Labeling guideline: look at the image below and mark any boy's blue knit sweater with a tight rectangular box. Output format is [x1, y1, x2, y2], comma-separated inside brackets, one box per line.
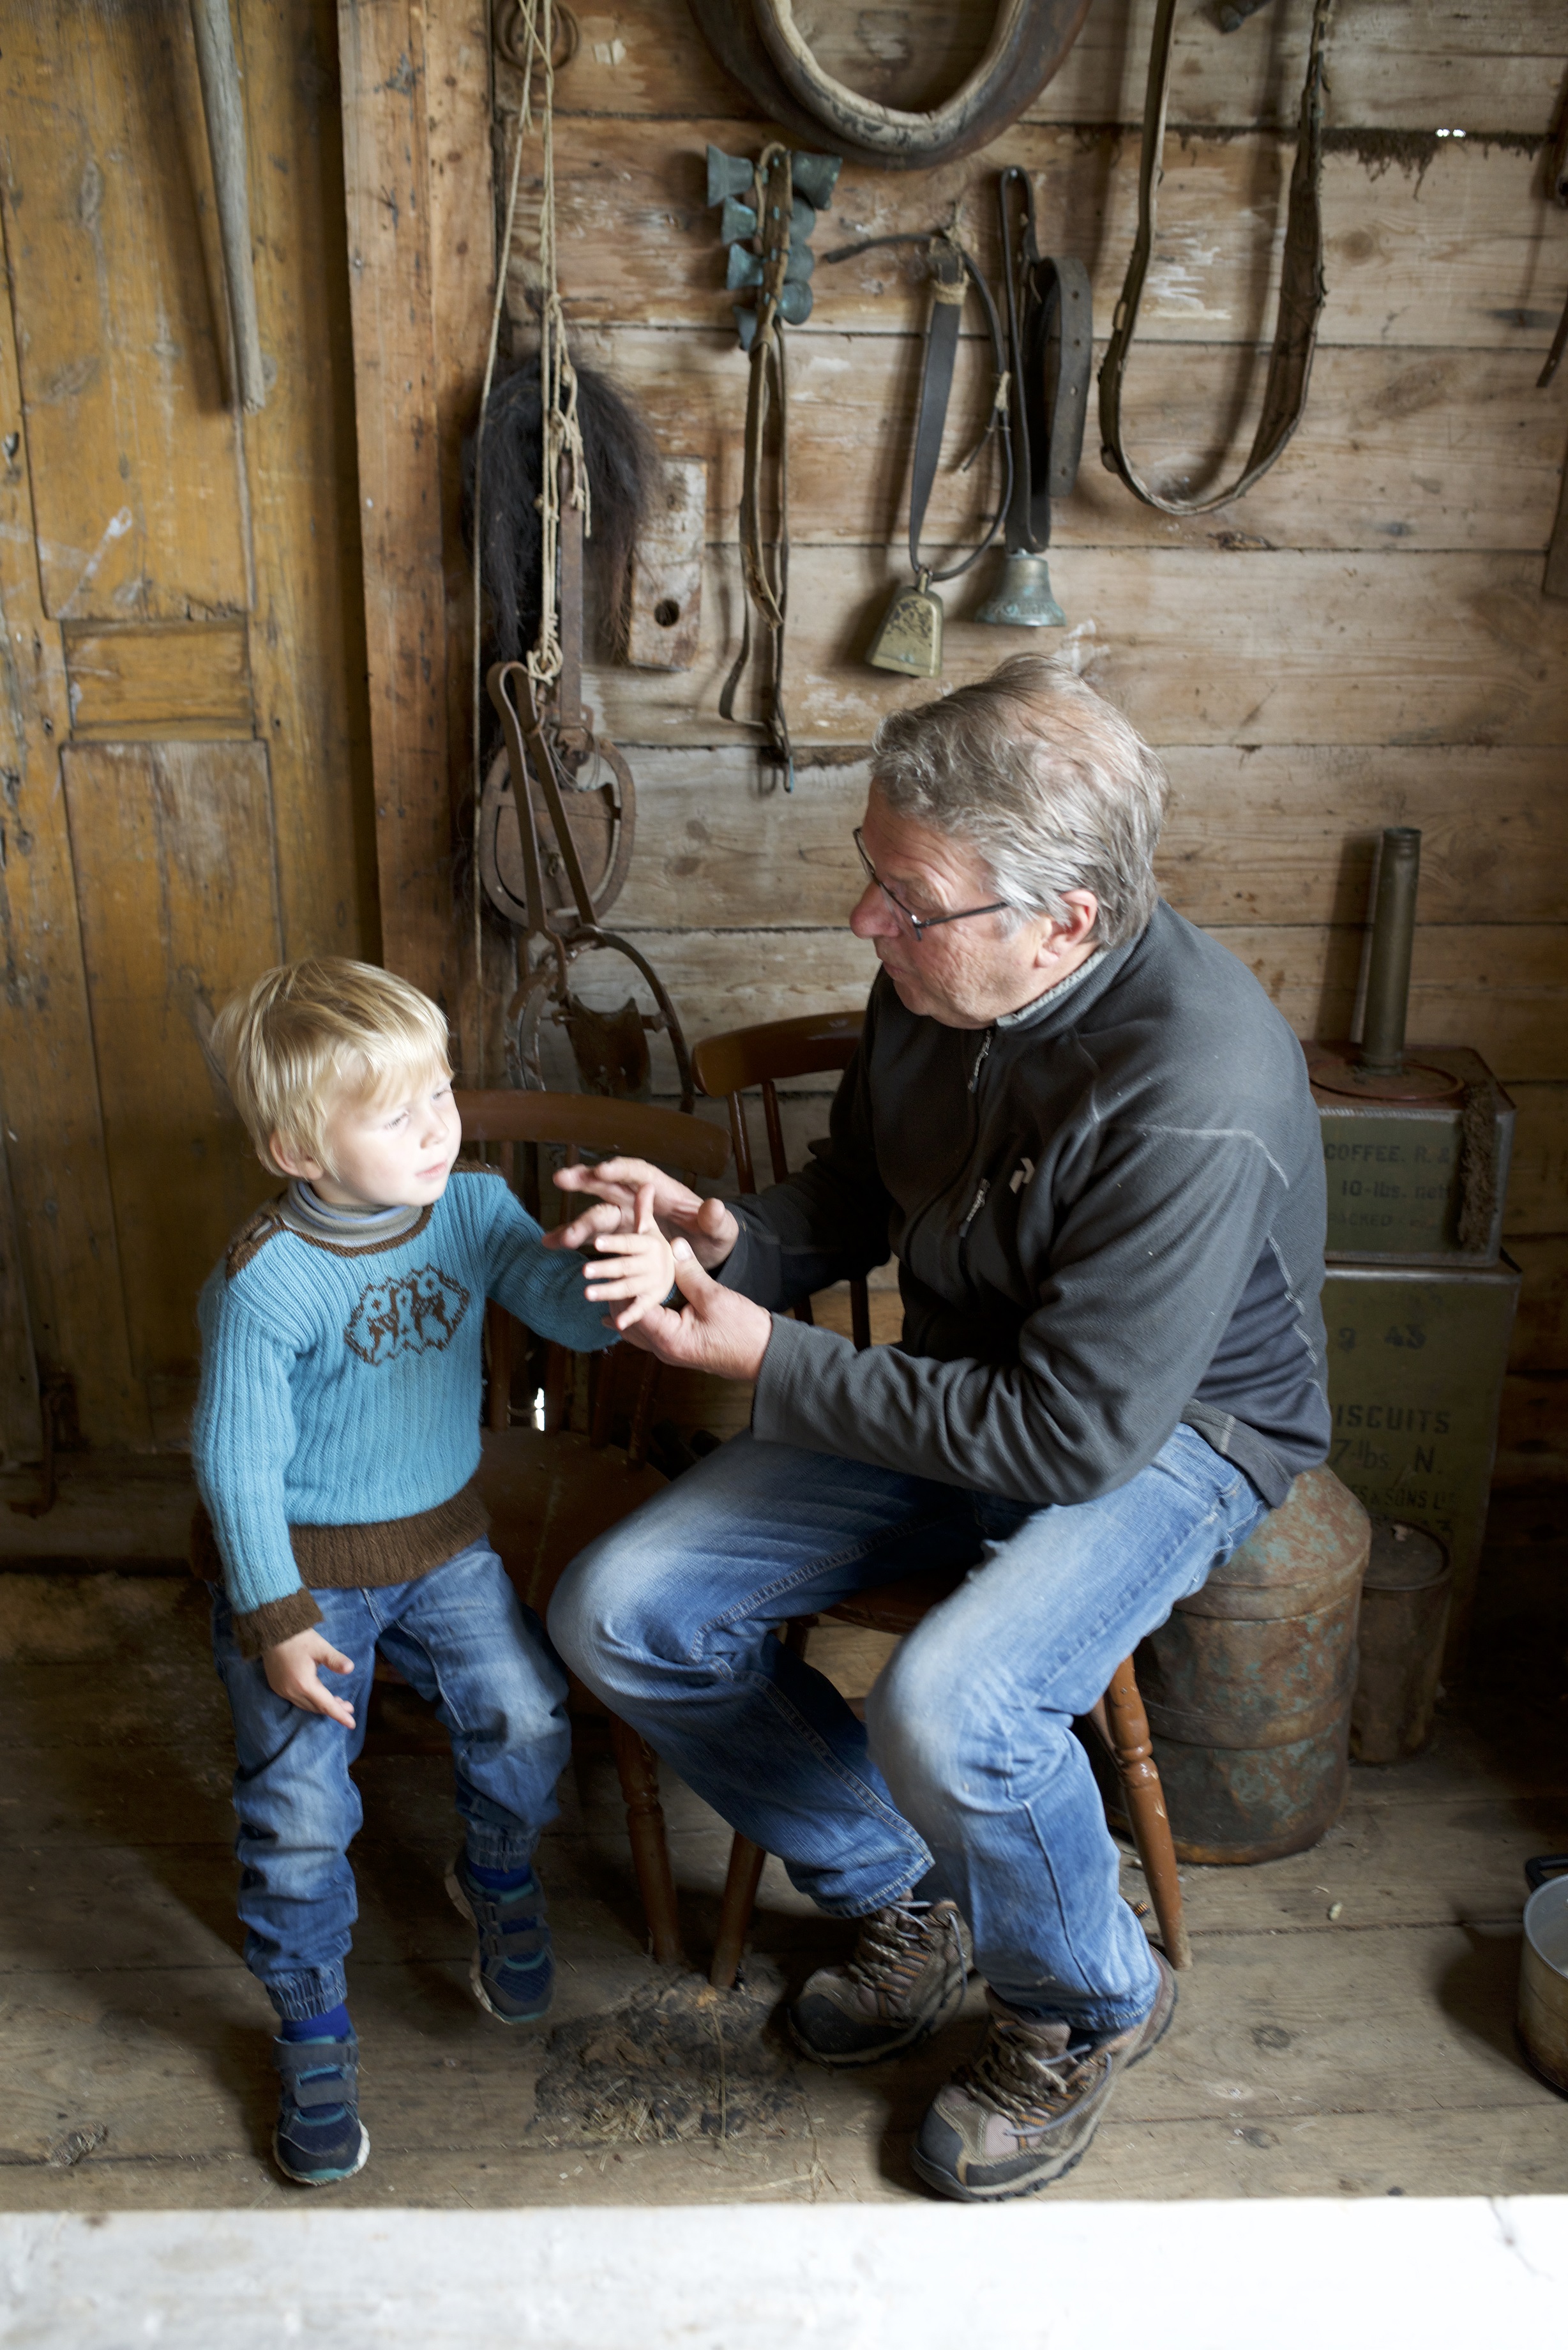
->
[192, 1166, 612, 1653]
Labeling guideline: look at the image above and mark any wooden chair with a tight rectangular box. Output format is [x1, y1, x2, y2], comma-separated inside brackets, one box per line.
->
[690, 1015, 1192, 1990]
[455, 1088, 730, 1966]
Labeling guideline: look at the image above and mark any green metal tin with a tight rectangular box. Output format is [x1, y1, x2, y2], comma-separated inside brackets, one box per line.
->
[1322, 1255, 1519, 1654]
[1310, 1044, 1514, 1265]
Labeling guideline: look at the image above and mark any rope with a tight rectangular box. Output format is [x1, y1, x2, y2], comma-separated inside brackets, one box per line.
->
[469, 0, 587, 1081]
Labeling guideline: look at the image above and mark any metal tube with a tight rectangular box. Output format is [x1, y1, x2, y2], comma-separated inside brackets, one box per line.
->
[1358, 827, 1421, 1075]
[189, 0, 267, 414]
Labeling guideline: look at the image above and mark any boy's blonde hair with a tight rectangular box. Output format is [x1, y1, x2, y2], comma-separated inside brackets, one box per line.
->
[213, 957, 451, 1176]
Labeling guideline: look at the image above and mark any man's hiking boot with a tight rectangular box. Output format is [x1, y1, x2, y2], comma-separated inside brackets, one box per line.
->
[789, 1898, 972, 2066]
[446, 1854, 554, 2024]
[271, 2035, 369, 2187]
[912, 1951, 1177, 2201]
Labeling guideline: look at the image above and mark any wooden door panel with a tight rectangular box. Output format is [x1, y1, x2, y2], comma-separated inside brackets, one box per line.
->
[0, 3, 248, 621]
[0, 229, 145, 1452]
[63, 741, 282, 1418]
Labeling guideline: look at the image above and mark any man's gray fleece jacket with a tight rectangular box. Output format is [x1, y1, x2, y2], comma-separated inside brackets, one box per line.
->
[721, 901, 1331, 1512]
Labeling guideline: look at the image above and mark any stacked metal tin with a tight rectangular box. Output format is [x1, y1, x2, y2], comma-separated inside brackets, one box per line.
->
[1308, 828, 1519, 1658]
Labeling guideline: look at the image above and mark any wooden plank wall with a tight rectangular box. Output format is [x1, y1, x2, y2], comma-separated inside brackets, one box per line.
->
[494, 0, 1568, 1483]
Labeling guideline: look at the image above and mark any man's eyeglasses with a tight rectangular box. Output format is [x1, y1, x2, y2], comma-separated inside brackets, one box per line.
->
[853, 828, 1010, 943]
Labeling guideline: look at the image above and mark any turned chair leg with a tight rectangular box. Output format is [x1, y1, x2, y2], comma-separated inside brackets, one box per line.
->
[609, 1715, 685, 1965]
[1094, 1654, 1193, 1971]
[711, 1836, 767, 1989]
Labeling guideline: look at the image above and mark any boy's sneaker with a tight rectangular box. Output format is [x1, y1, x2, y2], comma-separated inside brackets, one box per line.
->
[911, 1952, 1177, 2202]
[271, 2035, 369, 2187]
[789, 1899, 972, 2066]
[446, 1853, 554, 2024]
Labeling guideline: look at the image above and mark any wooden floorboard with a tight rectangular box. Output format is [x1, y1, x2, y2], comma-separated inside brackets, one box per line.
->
[3, 1567, 1565, 2207]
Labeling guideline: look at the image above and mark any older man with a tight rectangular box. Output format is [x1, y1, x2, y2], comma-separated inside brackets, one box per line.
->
[547, 656, 1329, 2201]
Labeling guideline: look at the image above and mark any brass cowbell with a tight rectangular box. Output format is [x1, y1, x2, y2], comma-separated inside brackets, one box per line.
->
[975, 548, 1066, 629]
[866, 568, 944, 679]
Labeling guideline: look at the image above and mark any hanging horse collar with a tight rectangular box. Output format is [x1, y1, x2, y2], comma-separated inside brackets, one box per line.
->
[688, 0, 1094, 172]
[1098, 0, 1334, 515]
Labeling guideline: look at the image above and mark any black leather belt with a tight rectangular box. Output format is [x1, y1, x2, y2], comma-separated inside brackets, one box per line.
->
[996, 165, 1092, 562]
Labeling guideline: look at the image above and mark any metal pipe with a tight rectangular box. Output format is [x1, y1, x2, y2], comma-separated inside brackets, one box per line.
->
[188, 0, 267, 414]
[1358, 826, 1421, 1074]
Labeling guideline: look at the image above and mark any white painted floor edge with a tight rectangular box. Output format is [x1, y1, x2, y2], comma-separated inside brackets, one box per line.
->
[1, 2198, 1565, 2350]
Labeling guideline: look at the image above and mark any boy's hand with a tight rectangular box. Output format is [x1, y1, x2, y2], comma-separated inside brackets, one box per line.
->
[545, 1156, 740, 1271]
[618, 1238, 773, 1383]
[264, 1628, 358, 1728]
[582, 1181, 680, 1332]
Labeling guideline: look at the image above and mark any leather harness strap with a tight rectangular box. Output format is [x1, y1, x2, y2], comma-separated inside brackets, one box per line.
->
[825, 227, 1013, 588]
[720, 143, 796, 789]
[1098, 0, 1334, 516]
[997, 167, 1092, 554]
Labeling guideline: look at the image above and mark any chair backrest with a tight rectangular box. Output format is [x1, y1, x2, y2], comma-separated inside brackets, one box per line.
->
[691, 1011, 869, 1348]
[455, 1088, 730, 1178]
[455, 1089, 730, 1453]
[691, 1012, 861, 1193]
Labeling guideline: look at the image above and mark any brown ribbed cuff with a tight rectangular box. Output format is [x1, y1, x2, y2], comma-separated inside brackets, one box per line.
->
[233, 1588, 324, 1660]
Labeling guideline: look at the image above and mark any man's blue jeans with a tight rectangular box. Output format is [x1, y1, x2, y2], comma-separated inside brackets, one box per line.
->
[550, 1424, 1267, 2038]
[211, 1540, 569, 2022]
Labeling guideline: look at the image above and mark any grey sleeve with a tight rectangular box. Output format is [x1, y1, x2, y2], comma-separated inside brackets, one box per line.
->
[714, 1040, 893, 1312]
[750, 1119, 1288, 1506]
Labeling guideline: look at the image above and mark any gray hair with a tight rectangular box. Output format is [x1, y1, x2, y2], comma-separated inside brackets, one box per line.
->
[869, 655, 1169, 946]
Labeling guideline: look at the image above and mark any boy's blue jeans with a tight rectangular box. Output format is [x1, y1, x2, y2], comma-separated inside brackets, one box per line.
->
[550, 1424, 1268, 2039]
[211, 1538, 568, 2022]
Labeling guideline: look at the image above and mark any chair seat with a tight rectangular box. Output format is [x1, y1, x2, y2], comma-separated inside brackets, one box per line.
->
[475, 1425, 668, 1619]
[825, 1567, 967, 1639]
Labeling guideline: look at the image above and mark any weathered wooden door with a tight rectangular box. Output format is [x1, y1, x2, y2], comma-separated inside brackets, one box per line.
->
[0, 0, 375, 1459]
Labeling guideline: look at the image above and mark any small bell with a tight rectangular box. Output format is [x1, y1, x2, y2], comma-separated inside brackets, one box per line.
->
[866, 570, 944, 678]
[974, 549, 1067, 629]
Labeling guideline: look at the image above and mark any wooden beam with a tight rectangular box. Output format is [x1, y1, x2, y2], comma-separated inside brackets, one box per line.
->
[582, 544, 1568, 750]
[423, 0, 502, 1077]
[236, 0, 381, 966]
[552, 0, 1568, 139]
[580, 330, 1568, 559]
[564, 923, 1568, 1091]
[336, 0, 454, 1006]
[605, 745, 1568, 932]
[543, 118, 1568, 354]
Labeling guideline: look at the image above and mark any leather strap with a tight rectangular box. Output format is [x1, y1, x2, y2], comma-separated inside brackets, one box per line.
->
[1098, 0, 1333, 515]
[997, 168, 1091, 552]
[826, 227, 1011, 586]
[720, 144, 795, 789]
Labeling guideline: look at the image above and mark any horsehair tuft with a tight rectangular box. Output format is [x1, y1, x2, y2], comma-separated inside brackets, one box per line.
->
[463, 356, 660, 667]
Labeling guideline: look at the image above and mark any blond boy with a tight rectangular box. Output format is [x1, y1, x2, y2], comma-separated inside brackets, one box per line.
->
[193, 958, 672, 2186]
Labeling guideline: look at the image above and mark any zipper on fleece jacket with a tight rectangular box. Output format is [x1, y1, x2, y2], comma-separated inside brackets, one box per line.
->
[959, 1179, 990, 1237]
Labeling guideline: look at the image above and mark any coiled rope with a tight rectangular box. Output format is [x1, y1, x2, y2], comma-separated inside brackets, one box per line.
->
[469, 0, 589, 1080]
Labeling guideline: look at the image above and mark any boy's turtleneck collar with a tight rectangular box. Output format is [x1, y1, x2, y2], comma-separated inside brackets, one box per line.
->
[278, 1178, 425, 1248]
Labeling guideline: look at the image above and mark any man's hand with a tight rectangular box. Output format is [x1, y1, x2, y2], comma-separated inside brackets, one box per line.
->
[582, 1181, 679, 1332]
[264, 1627, 358, 1728]
[543, 1156, 741, 1271]
[618, 1238, 773, 1383]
